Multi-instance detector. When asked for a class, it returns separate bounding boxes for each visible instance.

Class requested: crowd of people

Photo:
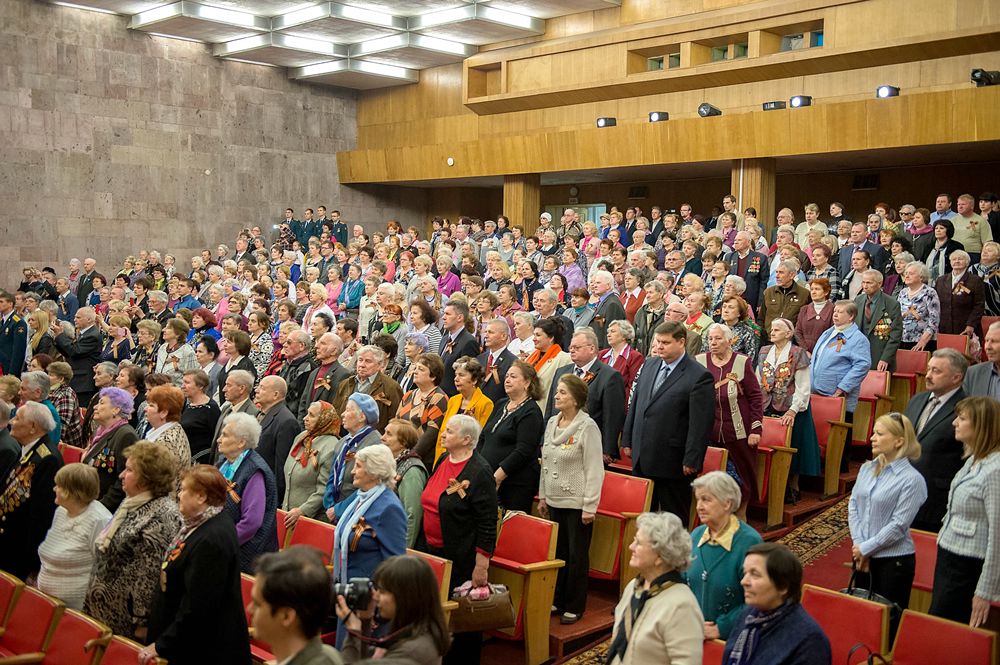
[0,192,999,664]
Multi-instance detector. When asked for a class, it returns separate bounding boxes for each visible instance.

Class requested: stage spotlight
[876,85,900,98]
[789,95,812,108]
[648,111,669,122]
[698,103,722,117]
[971,69,1000,87]
[596,117,617,128]
[762,101,786,111]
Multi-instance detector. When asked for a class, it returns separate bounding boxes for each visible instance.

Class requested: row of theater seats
[0,570,164,665]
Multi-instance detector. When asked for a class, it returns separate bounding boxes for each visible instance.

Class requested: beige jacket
[609,579,704,665]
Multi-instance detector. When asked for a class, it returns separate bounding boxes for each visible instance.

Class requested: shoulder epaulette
[36,445,51,459]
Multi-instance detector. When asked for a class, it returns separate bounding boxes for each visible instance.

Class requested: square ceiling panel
[479,0,621,20]
[290,58,419,89]
[350,31,476,69]
[130,1,270,42]
[409,4,543,45]
[214,33,348,66]
[273,2,406,43]
[197,0,318,17]
[47,0,174,15]
[341,0,472,15]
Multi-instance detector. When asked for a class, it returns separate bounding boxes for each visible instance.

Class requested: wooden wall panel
[504,174,542,233]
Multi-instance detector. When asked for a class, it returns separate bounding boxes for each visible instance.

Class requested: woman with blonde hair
[27,309,55,357]
[931,397,1000,627]
[848,412,926,637]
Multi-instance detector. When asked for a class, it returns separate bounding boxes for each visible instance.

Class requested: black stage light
[790,95,813,108]
[971,69,1000,87]
[762,101,786,111]
[648,111,669,122]
[698,103,722,117]
[876,85,900,98]
[596,117,617,128]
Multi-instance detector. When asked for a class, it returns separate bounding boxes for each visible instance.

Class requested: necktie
[864,298,873,323]
[916,396,939,432]
[485,354,494,373]
[575,367,585,378]
[653,362,671,393]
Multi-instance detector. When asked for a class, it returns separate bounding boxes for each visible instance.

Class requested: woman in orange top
[396,353,449,467]
[435,357,494,461]
[525,317,572,411]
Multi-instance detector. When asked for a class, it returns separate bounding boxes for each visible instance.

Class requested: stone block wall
[0,0,427,288]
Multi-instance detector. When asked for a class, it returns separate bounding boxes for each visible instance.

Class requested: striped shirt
[939,452,1000,601]
[848,456,927,559]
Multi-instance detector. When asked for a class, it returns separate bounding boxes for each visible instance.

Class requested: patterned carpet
[563,498,851,665]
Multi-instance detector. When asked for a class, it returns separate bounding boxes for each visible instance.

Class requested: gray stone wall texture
[0,0,427,288]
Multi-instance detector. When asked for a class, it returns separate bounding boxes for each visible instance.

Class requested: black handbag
[838,561,900,663]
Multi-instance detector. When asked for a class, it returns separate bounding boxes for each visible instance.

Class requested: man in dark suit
[0,291,28,377]
[478,319,516,405]
[438,300,481,396]
[75,257,98,304]
[533,288,574,350]
[145,291,173,327]
[52,307,103,405]
[210,370,259,461]
[0,401,62,580]
[905,349,968,532]
[855,270,903,371]
[622,321,714,524]
[589,270,627,349]
[54,278,80,322]
[838,222,888,275]
[728,231,769,313]
[543,329,626,463]
[232,237,254,265]
[254,376,302,502]
[279,331,317,419]
[297,332,350,425]
[964,320,1000,399]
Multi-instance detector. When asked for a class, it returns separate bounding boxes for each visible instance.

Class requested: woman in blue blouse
[337,263,365,318]
[897,261,940,352]
[848,413,927,637]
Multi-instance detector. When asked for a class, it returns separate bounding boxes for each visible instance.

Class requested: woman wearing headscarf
[216,411,279,573]
[331,444,407,646]
[282,401,339,526]
[84,442,182,641]
[323,393,384,517]
[142,465,250,665]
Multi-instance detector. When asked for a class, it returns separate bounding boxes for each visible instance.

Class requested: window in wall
[667,53,681,68]
[810,31,824,47]
[733,42,749,59]
[711,46,728,62]
[781,33,804,51]
[647,56,664,71]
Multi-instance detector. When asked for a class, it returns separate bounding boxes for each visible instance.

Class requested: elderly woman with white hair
[697,324,764,519]
[607,512,704,665]
[973,240,1000,316]
[687,472,763,640]
[722,275,755,322]
[507,311,536,359]
[935,249,986,337]
[418,414,499,664]
[600,320,644,400]
[331,443,407,647]
[215,411,279,572]
[897,260,941,351]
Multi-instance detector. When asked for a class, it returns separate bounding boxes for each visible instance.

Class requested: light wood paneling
[504,174,541,234]
[732,158,776,237]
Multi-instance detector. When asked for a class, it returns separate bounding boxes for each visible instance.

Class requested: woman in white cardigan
[538,374,604,625]
[37,463,112,609]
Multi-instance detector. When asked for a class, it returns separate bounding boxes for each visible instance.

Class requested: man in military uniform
[0,291,28,378]
[0,401,62,580]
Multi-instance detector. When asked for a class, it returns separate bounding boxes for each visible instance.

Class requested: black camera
[333,577,373,610]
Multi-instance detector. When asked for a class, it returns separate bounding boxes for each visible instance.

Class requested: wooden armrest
[875,393,892,400]
[596,508,625,519]
[827,420,852,429]
[768,446,797,456]
[0,653,45,665]
[620,511,641,519]
[442,600,459,612]
[504,560,566,573]
[83,634,112,652]
[0,627,6,639]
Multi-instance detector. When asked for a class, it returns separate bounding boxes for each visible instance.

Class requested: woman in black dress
[477,359,544,513]
[180,369,222,462]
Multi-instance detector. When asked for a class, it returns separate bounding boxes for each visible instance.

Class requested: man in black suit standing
[297,332,350,425]
[75,257,98,304]
[622,321,714,523]
[477,319,516,405]
[254,376,302,503]
[729,231,769,314]
[438,300,481,397]
[838,221,889,275]
[589,270,627,349]
[51,307,103,406]
[543,328,626,463]
[905,349,968,532]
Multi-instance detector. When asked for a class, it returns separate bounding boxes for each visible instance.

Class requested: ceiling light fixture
[971,69,1000,87]
[789,95,812,108]
[698,103,722,117]
[648,112,668,122]
[876,85,900,98]
[596,117,617,128]
[762,101,786,111]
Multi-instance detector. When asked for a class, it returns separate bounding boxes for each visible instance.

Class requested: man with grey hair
[906,348,969,532]
[664,301,703,356]
[145,290,172,327]
[20,370,62,447]
[76,257,98,303]
[210,369,259,460]
[52,307,103,406]
[964,320,1000,399]
[0,401,19,483]
[331,345,402,433]
[0,400,61,579]
[255,376,299,501]
[854,268,902,371]
[298,332,350,425]
[589,270,626,349]
[532,288,574,350]
[543,328,626,463]
[279,330,316,418]
[758,260,809,342]
[728,231,769,313]
[477,318,516,404]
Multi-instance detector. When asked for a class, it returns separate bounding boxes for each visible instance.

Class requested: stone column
[504,174,541,236]
[731,158,776,239]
